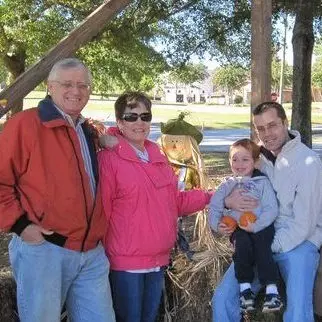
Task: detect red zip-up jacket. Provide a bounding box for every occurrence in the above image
[0,97,105,251]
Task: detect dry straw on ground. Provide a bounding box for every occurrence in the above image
[0,271,18,322]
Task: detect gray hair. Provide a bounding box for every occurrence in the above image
[47,58,92,84]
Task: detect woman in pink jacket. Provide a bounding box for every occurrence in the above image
[98,92,211,322]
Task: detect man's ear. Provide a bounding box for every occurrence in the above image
[47,81,53,95]
[283,118,289,128]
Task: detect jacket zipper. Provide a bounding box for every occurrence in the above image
[66,128,94,252]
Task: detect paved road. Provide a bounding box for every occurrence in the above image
[103,120,322,155]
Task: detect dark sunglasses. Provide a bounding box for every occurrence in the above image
[121,112,152,122]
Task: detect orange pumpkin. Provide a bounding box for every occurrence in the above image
[220,216,238,230]
[239,212,257,227]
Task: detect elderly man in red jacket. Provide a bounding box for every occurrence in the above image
[0,58,115,322]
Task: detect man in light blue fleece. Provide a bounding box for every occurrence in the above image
[212,102,322,322]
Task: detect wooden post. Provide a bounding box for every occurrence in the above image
[0,0,132,117]
[250,0,272,138]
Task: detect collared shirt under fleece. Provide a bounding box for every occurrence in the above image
[98,130,212,271]
[259,130,322,253]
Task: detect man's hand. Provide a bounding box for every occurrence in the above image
[20,224,53,244]
[99,135,119,149]
[224,188,258,212]
[218,222,235,236]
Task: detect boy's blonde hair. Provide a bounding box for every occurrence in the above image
[229,138,260,161]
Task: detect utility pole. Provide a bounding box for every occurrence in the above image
[279,13,288,104]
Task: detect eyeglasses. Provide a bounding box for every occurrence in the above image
[121,112,152,122]
[51,81,90,91]
[255,121,284,134]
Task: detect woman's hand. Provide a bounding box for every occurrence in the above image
[224,188,258,212]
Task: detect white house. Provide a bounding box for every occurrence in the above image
[161,75,214,103]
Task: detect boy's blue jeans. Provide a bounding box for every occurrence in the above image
[212,240,319,322]
[9,236,115,322]
[109,269,164,322]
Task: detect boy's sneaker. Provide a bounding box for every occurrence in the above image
[262,293,283,313]
[240,289,255,312]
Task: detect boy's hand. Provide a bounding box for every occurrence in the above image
[218,222,235,236]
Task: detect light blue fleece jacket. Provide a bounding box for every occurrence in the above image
[209,169,278,234]
[260,130,322,253]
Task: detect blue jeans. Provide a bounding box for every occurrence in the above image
[212,241,320,322]
[109,269,164,322]
[9,236,115,322]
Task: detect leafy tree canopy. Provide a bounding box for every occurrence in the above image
[0,0,253,93]
[271,57,293,91]
[168,63,208,85]
[212,64,248,92]
[1,0,322,95]
[312,40,322,88]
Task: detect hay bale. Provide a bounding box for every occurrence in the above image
[160,210,233,322]
[0,271,18,322]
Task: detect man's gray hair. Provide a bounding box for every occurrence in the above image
[48,58,92,84]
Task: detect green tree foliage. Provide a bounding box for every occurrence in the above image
[78,36,167,94]
[212,64,247,104]
[0,59,8,84]
[1,0,322,114]
[0,0,170,93]
[312,40,322,88]
[312,59,322,88]
[271,58,293,91]
[0,0,254,94]
[156,0,251,67]
[0,0,76,77]
[168,63,208,85]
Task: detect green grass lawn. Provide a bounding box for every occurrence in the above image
[22,91,322,130]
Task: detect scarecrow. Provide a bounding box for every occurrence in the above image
[158,112,208,259]
[159,111,206,191]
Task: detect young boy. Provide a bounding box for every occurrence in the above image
[209,138,282,313]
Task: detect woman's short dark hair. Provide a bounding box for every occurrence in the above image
[229,138,260,161]
[252,101,287,121]
[115,92,152,120]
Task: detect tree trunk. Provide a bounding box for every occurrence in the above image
[0,0,132,117]
[250,0,272,140]
[3,49,26,115]
[291,0,316,147]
